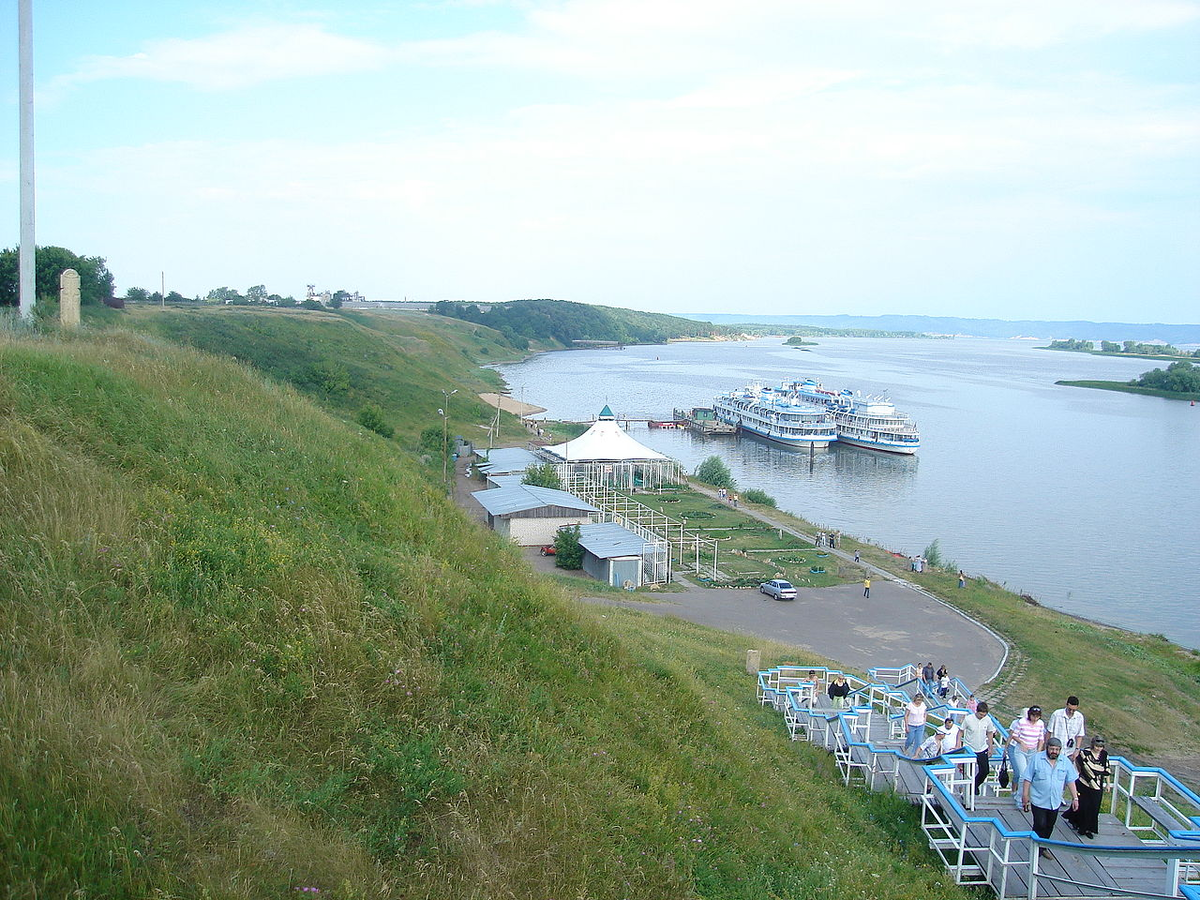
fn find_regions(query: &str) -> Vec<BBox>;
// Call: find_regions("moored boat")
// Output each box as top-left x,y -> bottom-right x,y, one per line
712,385 -> 836,448
786,379 -> 920,454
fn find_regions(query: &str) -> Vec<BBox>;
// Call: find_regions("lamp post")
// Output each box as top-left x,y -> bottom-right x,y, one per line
440,389 -> 457,492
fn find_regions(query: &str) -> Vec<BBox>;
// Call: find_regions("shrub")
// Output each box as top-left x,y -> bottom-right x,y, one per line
522,463 -> 562,490
742,488 -> 776,507
356,403 -> 394,439
554,524 -> 584,569
694,456 -> 736,490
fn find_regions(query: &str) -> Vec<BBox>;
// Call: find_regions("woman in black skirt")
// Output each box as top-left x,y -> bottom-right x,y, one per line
1064,735 -> 1111,838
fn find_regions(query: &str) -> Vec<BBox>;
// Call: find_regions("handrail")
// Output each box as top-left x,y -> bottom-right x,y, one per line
760,663 -> 1200,899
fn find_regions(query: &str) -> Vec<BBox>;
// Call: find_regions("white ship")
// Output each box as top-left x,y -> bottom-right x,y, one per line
785,379 -> 920,454
712,385 -> 836,448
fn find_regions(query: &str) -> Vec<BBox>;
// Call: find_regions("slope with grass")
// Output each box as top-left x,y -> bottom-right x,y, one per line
117,304 -> 533,446
1,323 -> 970,899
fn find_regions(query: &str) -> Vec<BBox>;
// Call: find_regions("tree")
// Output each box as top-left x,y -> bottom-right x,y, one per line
553,524 -> 584,569
125,286 -> 151,303
246,284 -> 269,304
1100,341 -> 1120,353
522,463 -> 562,490
356,404 -> 394,439
0,245 -> 115,307
694,455 -> 736,490
1132,361 -> 1200,393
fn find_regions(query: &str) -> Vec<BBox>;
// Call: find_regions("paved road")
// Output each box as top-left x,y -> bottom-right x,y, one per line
575,579 -> 1007,687
458,459 -> 1007,687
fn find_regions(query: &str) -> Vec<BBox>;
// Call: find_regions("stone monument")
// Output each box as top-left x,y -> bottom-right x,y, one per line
59,268 -> 81,328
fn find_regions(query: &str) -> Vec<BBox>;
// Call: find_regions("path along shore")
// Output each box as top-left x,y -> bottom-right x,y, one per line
454,459 -> 1008,688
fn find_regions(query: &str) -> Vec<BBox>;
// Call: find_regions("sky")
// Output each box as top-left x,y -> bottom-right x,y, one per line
1,1 -> 1198,323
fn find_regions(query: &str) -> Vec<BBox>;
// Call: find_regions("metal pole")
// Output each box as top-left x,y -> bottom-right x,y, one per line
18,0 -> 35,320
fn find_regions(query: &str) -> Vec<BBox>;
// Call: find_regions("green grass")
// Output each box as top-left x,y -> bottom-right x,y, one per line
1056,379 -> 1200,401
112,304 -> 533,445
0,321 -> 973,899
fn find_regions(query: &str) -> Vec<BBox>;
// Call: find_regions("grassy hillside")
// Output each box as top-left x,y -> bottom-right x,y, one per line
430,299 -> 739,349
0,322 -> 969,899
118,304 -> 531,445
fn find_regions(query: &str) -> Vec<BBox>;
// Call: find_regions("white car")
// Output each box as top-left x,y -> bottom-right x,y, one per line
759,579 -> 797,601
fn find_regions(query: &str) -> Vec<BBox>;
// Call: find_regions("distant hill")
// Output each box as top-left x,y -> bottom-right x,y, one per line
684,313 -> 1200,344
431,299 -> 735,349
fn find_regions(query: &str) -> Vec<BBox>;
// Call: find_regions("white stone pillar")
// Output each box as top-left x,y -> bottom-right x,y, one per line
59,269 -> 81,328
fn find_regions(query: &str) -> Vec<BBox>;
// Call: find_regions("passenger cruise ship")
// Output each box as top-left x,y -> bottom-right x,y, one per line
785,379 -> 920,454
711,385 -> 837,448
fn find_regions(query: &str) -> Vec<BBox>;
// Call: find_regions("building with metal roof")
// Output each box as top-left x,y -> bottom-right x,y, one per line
576,522 -> 669,588
471,485 -> 599,546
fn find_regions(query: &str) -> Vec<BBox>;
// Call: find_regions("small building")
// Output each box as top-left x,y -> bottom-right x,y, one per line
476,447 -> 540,479
577,522 -> 668,589
471,485 -> 599,546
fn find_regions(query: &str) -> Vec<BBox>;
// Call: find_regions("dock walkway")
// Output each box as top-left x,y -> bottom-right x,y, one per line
760,664 -> 1200,899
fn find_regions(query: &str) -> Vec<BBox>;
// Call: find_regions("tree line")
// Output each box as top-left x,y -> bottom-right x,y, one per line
1130,360 -> 1200,394
1049,338 -> 1200,359
0,246 -> 115,307
430,298 -> 731,350
0,245 -> 356,313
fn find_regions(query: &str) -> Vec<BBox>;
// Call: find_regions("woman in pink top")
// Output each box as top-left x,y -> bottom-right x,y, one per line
1005,705 -> 1046,808
904,694 -> 928,757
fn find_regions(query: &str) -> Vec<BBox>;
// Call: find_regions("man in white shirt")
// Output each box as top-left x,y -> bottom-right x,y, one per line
1048,696 -> 1086,762
961,701 -> 998,794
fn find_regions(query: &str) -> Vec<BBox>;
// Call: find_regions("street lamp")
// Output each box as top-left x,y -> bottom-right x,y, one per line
440,389 -> 458,491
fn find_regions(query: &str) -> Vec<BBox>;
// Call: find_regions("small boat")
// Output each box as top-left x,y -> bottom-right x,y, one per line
648,420 -> 686,429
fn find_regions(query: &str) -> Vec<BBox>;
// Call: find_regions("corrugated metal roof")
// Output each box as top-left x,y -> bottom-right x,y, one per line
483,473 -> 527,488
471,485 -> 599,517
476,447 -> 540,474
577,522 -> 646,559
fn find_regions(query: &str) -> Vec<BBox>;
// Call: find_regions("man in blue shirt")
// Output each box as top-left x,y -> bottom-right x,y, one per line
1021,737 -> 1080,860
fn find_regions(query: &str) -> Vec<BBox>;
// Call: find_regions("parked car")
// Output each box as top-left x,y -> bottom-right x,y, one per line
539,545 -> 556,556
759,579 -> 797,600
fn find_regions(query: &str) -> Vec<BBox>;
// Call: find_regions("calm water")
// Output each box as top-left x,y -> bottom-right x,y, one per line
496,338 -> 1200,649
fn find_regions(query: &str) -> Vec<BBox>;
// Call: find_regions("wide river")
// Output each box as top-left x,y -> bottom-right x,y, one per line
495,337 -> 1200,649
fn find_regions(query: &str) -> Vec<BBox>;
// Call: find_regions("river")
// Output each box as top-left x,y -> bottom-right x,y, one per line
495,337 -> 1200,649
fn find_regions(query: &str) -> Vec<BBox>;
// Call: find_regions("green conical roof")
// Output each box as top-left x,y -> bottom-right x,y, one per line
598,404 -> 615,419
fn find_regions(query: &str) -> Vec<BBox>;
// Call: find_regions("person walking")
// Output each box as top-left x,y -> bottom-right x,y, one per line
1021,737 -> 1079,860
922,661 -> 937,697
1007,705 -> 1047,809
863,576 -> 871,598
904,694 -> 928,757
827,674 -> 851,710
1048,696 -> 1087,763
961,701 -> 998,794
1063,736 -> 1111,839
854,549 -> 860,563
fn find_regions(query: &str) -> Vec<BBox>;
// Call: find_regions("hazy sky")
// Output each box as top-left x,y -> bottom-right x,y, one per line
2,1 -> 1198,322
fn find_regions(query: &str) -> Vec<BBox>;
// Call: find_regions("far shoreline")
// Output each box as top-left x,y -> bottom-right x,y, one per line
1056,379 -> 1200,401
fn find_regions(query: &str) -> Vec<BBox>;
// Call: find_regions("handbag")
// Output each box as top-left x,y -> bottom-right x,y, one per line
998,757 -> 1010,789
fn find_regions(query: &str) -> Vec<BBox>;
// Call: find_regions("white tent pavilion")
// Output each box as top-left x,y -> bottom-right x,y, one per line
537,406 -> 683,490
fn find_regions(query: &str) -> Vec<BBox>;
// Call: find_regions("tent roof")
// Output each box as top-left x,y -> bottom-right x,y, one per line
541,415 -> 669,463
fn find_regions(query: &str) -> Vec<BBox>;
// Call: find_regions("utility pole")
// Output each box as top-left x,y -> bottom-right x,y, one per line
440,389 -> 458,493
18,0 -> 35,320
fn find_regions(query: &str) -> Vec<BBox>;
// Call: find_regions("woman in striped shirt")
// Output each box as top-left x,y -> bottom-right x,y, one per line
1005,705 -> 1046,808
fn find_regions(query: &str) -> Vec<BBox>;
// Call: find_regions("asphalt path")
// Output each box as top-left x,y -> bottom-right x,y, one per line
575,579 -> 1006,686
458,459 -> 1007,687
